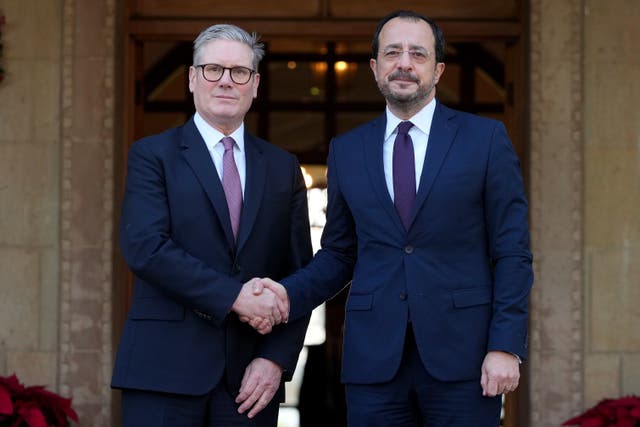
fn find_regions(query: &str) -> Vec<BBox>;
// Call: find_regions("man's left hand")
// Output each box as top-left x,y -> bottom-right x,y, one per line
480,351 -> 520,397
236,357 -> 283,418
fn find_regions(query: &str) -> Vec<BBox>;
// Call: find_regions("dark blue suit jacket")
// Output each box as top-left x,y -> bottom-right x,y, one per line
283,101 -> 533,384
111,117 -> 313,397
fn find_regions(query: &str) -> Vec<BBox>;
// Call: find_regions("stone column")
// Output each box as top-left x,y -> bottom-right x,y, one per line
528,0 -> 585,425
60,0 -> 116,424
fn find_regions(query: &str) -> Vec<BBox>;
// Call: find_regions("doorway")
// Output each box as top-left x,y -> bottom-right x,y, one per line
118,11 -> 528,427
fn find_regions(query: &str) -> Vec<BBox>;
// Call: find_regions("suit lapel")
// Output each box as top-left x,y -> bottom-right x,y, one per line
409,102 -> 458,227
363,114 -> 406,234
235,133 -> 266,254
180,118 -> 236,248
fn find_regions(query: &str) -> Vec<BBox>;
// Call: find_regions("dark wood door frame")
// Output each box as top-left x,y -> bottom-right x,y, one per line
116,12 -> 530,427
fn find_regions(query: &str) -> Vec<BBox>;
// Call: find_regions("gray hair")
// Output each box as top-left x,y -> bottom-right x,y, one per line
193,24 -> 265,70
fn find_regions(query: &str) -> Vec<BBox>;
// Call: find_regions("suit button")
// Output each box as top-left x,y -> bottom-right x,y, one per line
404,245 -> 414,254
399,292 -> 407,300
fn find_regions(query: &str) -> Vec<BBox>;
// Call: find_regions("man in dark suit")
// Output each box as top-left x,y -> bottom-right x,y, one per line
111,23 -> 313,426
253,10 -> 533,426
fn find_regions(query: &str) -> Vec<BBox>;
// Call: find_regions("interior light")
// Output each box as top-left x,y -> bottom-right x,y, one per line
334,61 -> 348,73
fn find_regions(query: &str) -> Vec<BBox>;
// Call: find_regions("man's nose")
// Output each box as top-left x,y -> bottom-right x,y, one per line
397,51 -> 413,69
218,68 -> 234,84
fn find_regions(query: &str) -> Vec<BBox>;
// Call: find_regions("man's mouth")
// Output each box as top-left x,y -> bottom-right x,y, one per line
389,72 -> 419,84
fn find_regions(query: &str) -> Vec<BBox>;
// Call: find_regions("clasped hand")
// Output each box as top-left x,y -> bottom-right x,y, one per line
231,278 -> 289,334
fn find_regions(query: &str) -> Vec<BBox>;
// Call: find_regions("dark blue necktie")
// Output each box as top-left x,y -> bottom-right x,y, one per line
393,121 -> 415,230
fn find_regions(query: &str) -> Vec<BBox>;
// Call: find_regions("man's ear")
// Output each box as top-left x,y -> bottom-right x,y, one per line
433,62 -> 445,85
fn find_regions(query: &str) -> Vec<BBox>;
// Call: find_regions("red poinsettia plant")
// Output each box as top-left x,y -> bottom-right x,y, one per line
0,374 -> 78,427
563,396 -> 640,427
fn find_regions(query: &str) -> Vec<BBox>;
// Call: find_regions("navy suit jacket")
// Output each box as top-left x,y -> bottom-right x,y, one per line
111,117 -> 313,397
283,101 -> 533,384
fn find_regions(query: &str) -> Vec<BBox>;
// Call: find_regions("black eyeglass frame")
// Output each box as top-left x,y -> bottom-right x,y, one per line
195,63 -> 256,85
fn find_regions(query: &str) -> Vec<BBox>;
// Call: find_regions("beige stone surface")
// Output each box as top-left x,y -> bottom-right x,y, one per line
585,64 -> 640,149
74,403 -> 108,427
584,0 -> 640,66
0,142 -> 59,246
587,246 -> 640,351
584,353 -> 621,408
0,59 -> 34,142
32,59 -> 63,142
39,248 -> 60,351
73,0 -> 108,58
65,351 -> 106,405
0,1 -> 62,141
585,147 -> 640,248
0,0 -> 62,61
68,248 -> 106,351
530,351 -> 582,426
5,351 -> 58,391
0,248 -> 39,349
66,142 -> 111,246
528,250 -> 579,352
529,0 -> 585,424
70,58 -> 108,142
622,354 -> 640,395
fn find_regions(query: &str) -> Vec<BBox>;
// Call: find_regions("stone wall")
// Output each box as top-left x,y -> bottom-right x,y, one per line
0,0 -> 116,424
582,0 -> 640,407
528,0 -> 585,424
0,0 -> 63,392
529,0 -> 640,425
58,0 -> 116,424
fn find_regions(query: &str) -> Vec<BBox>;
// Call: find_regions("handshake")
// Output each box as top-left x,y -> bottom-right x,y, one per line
231,278 -> 289,334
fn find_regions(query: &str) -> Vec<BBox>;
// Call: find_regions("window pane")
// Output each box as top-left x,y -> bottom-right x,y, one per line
245,112 -> 259,135
144,41 -> 190,102
436,63 -> 461,105
143,112 -> 188,136
268,61 -> 326,102
269,112 -> 325,155
335,62 -> 381,102
336,112 -> 380,135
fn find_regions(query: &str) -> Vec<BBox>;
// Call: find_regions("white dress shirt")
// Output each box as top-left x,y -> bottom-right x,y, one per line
382,98 -> 436,201
194,112 -> 246,196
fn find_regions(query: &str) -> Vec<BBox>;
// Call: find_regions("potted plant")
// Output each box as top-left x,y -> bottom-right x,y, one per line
0,374 -> 78,427
563,396 -> 640,427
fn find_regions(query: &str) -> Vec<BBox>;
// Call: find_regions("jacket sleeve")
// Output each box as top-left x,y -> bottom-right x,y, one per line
282,140 -> 358,322
483,122 -> 534,360
120,140 -> 241,326
255,157 -> 314,379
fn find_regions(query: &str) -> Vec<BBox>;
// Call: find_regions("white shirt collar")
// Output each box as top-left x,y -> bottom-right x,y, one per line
193,112 -> 245,153
384,98 -> 437,140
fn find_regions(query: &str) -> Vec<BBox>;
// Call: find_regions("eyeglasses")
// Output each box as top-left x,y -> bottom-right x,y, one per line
379,48 -> 431,64
195,63 -> 256,85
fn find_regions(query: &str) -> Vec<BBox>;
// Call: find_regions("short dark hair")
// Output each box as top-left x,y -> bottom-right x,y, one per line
371,10 -> 446,63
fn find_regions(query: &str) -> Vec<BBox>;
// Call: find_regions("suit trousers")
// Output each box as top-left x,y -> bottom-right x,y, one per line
120,382 -> 279,427
345,324 -> 501,427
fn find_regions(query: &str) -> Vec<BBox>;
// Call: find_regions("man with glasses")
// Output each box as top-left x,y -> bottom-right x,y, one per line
111,23 -> 313,426
251,10 -> 533,426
